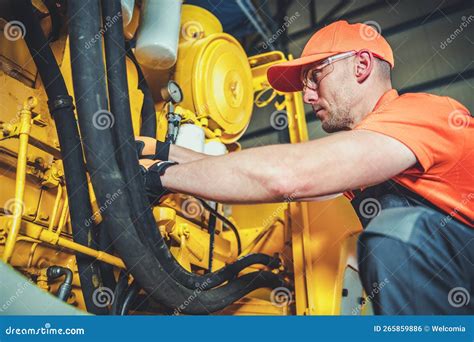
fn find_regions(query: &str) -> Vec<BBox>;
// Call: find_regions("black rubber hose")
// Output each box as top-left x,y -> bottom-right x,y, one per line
119,281 -> 140,316
207,202 -> 217,272
124,41 -> 157,138
110,271 -> 129,315
47,266 -> 73,301
15,0 -> 109,315
198,198 -> 242,254
101,0 -> 281,290
70,0 -> 287,314
96,221 -> 117,292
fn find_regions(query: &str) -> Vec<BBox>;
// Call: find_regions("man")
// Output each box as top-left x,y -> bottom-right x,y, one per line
136,21 -> 473,314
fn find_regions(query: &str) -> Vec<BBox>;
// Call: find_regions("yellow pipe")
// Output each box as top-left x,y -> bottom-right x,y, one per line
48,185 -> 63,231
55,196 -> 69,235
54,235 -> 125,269
2,97 -> 36,263
19,229 -> 126,268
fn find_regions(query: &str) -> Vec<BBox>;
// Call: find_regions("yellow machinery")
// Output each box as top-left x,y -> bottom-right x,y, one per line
0,1 -> 365,315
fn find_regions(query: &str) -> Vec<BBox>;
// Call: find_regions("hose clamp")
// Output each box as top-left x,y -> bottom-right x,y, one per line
47,95 -> 75,115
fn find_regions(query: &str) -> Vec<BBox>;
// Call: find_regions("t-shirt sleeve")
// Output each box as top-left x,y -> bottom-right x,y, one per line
353,95 -> 467,173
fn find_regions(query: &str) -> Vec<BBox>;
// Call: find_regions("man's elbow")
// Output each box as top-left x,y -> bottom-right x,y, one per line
265,167 -> 304,201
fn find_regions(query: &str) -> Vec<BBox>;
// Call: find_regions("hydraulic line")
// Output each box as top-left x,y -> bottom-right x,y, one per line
2,98 -> 33,263
101,0 -> 281,290
119,281 -> 140,315
68,0 -> 287,314
15,0 -> 111,314
47,266 -> 73,301
124,40 -> 157,138
198,198 -> 243,255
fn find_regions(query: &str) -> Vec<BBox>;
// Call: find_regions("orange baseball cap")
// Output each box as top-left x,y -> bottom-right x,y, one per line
267,20 -> 394,92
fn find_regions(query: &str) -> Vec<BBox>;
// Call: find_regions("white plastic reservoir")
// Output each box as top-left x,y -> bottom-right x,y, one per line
204,140 -> 227,156
175,124 -> 205,153
135,0 -> 182,69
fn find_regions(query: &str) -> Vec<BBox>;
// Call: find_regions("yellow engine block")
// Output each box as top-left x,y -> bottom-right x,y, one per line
0,2 -> 366,316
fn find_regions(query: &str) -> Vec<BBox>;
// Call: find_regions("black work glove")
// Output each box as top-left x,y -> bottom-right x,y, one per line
139,160 -> 177,203
135,139 -> 171,161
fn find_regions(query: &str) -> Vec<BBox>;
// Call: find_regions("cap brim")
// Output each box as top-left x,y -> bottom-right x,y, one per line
267,52 -> 338,92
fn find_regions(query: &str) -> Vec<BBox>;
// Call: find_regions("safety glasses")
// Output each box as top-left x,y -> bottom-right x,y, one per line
301,51 -> 356,91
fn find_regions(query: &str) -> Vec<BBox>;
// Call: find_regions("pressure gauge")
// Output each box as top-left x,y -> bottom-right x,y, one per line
161,80 -> 183,104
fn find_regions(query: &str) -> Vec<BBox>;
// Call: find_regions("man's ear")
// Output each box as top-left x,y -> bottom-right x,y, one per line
354,50 -> 374,83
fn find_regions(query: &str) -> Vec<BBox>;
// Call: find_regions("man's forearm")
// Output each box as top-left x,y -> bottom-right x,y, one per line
169,144 -> 209,163
161,145 -> 291,204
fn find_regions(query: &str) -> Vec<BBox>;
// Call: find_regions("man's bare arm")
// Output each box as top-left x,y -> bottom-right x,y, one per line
161,130 -> 416,204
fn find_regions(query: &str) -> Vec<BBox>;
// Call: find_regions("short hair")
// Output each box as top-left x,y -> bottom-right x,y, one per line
376,59 -> 391,81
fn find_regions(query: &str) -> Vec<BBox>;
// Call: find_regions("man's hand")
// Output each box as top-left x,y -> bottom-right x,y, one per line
139,159 -> 177,202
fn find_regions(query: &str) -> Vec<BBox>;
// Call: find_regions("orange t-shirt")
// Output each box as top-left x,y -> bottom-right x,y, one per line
351,89 -> 473,228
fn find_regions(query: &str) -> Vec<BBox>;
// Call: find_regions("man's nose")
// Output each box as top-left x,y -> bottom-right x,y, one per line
303,87 -> 319,104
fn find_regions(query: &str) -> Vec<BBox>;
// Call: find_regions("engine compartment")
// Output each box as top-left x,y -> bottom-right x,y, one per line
0,0 -> 364,316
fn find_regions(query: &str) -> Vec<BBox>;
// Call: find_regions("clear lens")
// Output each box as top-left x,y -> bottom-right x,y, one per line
302,51 -> 356,91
